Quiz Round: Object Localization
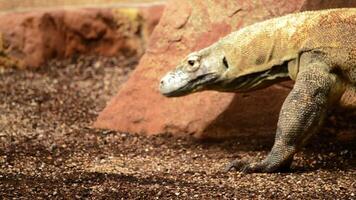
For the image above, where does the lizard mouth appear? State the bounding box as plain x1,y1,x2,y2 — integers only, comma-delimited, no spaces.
160,72,218,97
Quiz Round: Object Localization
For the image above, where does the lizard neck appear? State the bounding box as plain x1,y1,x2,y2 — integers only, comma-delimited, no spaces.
213,62,291,92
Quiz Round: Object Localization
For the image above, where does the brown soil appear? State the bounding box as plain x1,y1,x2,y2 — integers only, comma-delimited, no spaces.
0,55,355,199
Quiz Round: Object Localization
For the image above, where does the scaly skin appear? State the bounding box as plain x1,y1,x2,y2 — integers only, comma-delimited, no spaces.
159,8,356,173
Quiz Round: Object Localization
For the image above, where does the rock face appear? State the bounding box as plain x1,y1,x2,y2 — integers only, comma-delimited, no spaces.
94,0,356,139
0,5,164,68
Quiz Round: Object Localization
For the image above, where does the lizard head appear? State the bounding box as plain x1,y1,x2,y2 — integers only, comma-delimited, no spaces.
159,50,229,97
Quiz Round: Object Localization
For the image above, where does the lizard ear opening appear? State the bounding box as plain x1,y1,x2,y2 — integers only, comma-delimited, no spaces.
223,57,229,69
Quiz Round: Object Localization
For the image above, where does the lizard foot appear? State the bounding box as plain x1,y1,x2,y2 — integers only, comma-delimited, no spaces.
224,158,292,173
224,159,268,173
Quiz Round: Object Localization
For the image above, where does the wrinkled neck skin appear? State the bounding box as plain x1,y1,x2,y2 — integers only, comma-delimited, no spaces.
211,58,291,93
200,42,291,93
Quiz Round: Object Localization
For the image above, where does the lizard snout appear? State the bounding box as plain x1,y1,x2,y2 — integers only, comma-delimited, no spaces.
159,71,189,97
159,73,175,95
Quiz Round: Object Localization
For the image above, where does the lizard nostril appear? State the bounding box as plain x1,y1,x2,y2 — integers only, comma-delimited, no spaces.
160,80,164,85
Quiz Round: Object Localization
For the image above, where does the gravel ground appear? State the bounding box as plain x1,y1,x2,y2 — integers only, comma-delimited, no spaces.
0,55,355,199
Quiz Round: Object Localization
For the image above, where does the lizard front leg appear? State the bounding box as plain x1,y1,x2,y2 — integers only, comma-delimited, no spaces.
225,57,343,173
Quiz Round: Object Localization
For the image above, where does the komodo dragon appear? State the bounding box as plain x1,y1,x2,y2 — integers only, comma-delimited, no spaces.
159,8,356,173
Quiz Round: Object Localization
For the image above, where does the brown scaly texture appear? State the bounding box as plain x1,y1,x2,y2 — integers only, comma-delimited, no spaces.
161,8,355,172
211,9,356,82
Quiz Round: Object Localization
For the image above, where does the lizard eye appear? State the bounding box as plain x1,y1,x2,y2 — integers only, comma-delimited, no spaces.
186,59,199,72
186,54,200,72
188,60,195,66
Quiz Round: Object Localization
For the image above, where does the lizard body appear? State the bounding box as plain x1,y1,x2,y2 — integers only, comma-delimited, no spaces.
159,8,356,173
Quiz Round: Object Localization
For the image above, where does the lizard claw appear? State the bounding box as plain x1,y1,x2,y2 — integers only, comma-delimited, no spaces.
223,158,251,173
224,158,268,173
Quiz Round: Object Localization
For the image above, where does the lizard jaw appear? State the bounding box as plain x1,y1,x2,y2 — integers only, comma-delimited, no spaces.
159,71,190,97
159,72,218,97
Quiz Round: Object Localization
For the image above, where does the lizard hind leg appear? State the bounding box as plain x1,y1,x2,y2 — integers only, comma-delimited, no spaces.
225,55,344,173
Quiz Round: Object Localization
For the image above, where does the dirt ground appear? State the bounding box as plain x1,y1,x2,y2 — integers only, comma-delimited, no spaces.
0,55,355,199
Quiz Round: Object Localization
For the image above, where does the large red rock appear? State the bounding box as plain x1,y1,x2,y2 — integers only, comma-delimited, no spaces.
139,5,165,43
95,0,356,139
0,5,165,68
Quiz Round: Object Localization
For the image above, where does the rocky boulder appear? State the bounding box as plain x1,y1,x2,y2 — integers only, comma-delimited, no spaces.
94,0,356,139
0,5,164,68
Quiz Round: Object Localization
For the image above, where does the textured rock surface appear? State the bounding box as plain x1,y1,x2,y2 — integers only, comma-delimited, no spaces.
0,0,166,12
0,5,165,68
95,0,356,138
